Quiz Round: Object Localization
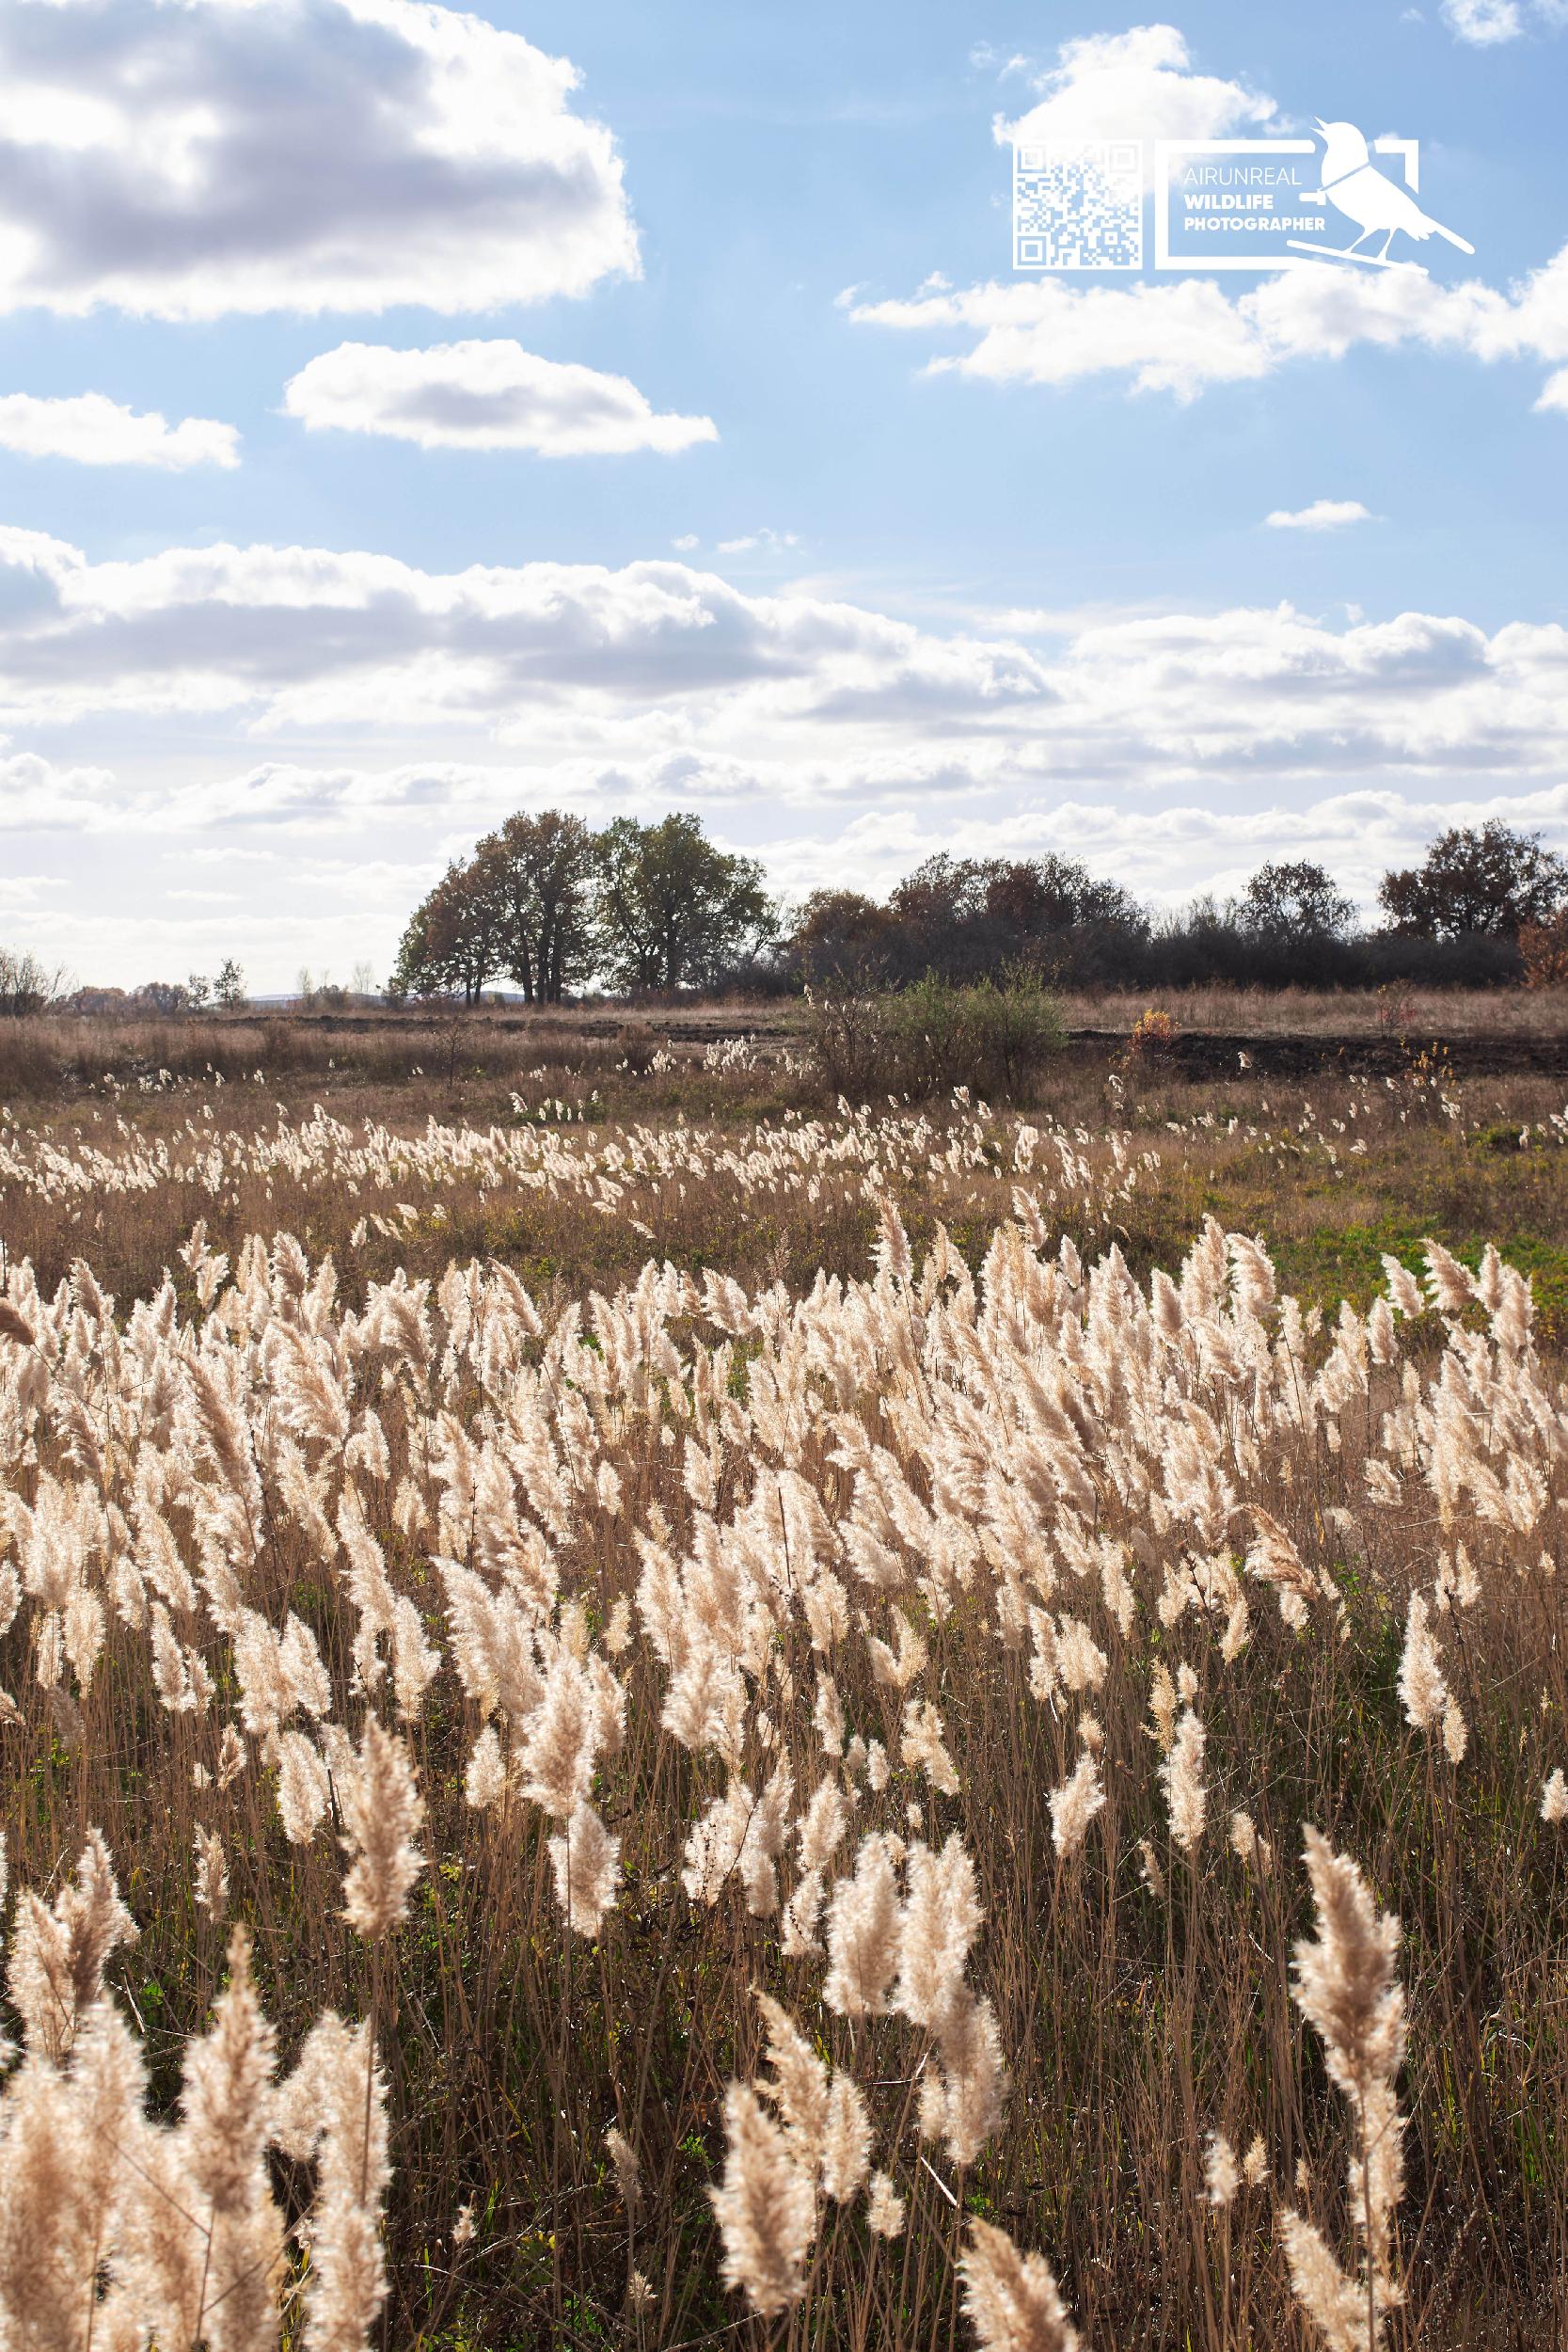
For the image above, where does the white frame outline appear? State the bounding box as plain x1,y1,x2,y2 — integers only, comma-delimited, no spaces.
1153,135,1420,272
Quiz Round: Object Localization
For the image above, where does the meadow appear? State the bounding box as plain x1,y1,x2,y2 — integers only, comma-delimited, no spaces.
3,1009,1568,2350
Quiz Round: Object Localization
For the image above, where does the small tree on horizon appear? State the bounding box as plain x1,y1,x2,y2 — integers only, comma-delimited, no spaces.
0,947,70,1017
135,979,191,1016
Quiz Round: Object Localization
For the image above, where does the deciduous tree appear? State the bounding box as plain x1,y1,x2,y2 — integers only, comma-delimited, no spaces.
592,814,775,993
1236,860,1355,943
476,811,596,1003
0,947,68,1017
390,858,508,1004
1379,823,1568,939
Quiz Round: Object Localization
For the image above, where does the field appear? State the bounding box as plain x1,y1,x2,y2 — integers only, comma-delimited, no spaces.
3,1005,1568,2351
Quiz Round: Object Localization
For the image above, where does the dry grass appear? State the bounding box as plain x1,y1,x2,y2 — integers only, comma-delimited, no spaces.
5,982,1568,1105
3,1057,1568,2348
1047,980,1568,1037
7,1048,1568,1326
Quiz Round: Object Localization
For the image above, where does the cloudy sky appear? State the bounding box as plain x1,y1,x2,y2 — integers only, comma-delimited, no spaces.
4,0,1568,989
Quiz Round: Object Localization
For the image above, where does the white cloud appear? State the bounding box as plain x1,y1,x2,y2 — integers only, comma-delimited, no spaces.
998,24,1275,146
0,746,118,828
716,528,802,554
969,42,1031,79
282,342,717,457
1443,0,1524,39
672,533,701,550
0,526,1048,732
1265,499,1373,531
0,391,238,469
12,537,1568,982
850,244,1568,403
101,763,1568,935
6,529,1568,823
853,275,1270,398
777,780,1568,914
0,0,637,318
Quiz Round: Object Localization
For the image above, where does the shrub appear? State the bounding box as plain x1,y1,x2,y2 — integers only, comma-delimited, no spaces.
805,972,1062,1102
1520,909,1568,989
1126,1006,1178,1062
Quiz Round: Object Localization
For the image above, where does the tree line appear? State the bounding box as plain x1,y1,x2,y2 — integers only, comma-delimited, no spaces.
391,811,1568,1001
7,812,1563,1022
793,824,1568,993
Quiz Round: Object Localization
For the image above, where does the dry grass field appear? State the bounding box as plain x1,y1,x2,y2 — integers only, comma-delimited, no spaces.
3,1008,1568,2351
1048,982,1568,1039
3,980,1568,1105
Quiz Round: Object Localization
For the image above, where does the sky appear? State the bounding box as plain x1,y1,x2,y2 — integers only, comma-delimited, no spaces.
3,0,1568,991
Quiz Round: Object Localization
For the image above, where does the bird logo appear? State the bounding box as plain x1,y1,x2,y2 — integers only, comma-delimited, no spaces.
1289,120,1473,270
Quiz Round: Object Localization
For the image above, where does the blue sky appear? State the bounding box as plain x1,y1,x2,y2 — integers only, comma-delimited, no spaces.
2,0,1567,989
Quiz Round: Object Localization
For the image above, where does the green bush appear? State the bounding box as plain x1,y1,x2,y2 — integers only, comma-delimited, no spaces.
805,970,1063,1102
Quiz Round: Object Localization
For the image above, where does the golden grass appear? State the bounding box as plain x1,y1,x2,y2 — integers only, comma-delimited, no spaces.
2,1060,1568,2348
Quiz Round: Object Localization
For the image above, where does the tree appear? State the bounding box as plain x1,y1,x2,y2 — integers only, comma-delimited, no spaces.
1234,860,1354,943
134,980,191,1016
214,959,246,1009
1378,823,1568,940
1520,909,1568,989
976,855,1147,940
0,948,69,1017
476,811,596,1003
888,854,989,933
592,814,775,993
790,889,895,985
186,972,212,1010
62,985,131,1018
390,857,509,1005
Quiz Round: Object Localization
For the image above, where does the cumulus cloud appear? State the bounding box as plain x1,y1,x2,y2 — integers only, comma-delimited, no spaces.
850,244,1568,404
5,528,1568,826
1443,0,1524,38
116,762,1568,931
1265,499,1373,530
0,746,118,828
0,0,637,318
0,526,1053,731
158,759,515,830
281,342,716,456
0,392,238,469
14,542,1568,983
0,529,1053,739
997,23,1275,145
774,780,1568,913
852,275,1268,397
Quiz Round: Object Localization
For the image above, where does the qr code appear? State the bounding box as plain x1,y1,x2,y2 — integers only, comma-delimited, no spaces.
1013,139,1143,270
